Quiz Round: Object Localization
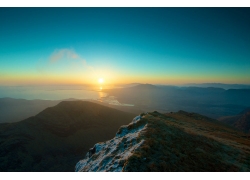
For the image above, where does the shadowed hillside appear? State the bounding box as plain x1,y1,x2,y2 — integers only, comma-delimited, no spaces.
219,108,250,133
0,101,135,172
76,111,250,172
0,98,61,123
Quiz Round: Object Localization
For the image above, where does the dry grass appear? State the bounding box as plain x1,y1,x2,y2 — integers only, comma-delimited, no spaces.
123,111,250,172
167,111,250,152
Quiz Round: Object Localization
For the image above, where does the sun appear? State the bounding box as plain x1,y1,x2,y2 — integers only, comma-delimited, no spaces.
98,78,104,84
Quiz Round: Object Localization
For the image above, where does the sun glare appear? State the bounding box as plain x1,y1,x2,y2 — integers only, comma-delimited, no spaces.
98,78,104,84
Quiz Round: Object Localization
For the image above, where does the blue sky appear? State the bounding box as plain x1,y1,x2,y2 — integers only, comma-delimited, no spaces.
0,8,250,85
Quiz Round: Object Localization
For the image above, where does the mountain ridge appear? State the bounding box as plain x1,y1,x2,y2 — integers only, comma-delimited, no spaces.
0,98,61,123
76,111,250,172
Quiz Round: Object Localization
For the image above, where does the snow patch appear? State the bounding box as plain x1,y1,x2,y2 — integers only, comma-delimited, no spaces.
132,115,141,123
75,116,147,172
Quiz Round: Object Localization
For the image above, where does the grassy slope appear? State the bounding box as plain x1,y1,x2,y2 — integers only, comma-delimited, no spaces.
123,111,250,172
0,101,135,172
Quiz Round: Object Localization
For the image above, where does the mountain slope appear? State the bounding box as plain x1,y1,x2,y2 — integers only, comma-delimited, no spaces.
76,111,250,172
219,108,250,133
0,98,61,123
0,101,135,172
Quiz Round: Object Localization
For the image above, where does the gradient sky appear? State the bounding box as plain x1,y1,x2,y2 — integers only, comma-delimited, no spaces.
0,8,250,85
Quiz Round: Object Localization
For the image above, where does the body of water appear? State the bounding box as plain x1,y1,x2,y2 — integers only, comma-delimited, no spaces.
98,96,134,106
0,85,107,100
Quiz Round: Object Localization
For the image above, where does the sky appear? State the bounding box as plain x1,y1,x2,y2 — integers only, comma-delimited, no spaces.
0,8,250,86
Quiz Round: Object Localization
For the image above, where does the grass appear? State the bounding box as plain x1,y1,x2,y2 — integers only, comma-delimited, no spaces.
123,111,250,172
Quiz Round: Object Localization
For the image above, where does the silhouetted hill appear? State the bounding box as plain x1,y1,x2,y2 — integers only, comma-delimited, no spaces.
0,101,135,171
219,108,250,133
0,98,61,123
0,97,142,124
76,111,250,172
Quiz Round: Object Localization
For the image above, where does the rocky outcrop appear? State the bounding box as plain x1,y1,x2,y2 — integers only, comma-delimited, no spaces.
75,115,147,172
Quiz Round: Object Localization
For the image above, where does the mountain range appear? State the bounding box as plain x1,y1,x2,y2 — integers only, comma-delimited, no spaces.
104,84,250,119
183,83,250,90
1,84,250,124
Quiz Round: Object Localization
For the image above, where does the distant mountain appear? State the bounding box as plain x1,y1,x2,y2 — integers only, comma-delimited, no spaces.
184,83,250,90
224,89,250,102
116,83,141,88
76,111,250,172
219,108,250,133
0,97,142,124
104,85,250,119
182,86,225,93
0,98,61,123
129,83,158,89
0,101,135,171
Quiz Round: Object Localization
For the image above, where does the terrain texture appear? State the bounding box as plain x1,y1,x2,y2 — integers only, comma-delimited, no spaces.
0,101,135,171
76,111,250,172
219,108,250,133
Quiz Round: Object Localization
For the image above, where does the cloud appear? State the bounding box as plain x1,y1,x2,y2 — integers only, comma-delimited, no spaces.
36,48,99,83
49,48,89,68
49,49,79,63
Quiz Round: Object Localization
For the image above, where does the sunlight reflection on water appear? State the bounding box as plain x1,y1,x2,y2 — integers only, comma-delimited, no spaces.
0,85,134,106
99,96,134,106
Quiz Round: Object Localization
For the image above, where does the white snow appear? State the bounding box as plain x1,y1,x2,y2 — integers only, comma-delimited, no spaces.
75,115,147,172
132,115,141,123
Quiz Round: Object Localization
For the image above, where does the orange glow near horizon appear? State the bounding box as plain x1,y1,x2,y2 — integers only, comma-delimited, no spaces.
0,71,250,86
